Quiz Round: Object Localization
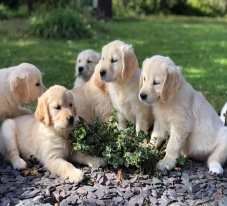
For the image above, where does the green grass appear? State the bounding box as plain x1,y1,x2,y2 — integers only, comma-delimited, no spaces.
0,15,227,111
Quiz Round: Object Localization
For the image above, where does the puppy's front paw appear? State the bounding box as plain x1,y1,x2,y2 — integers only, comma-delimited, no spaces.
68,168,84,183
12,158,27,170
87,157,107,168
156,157,176,172
118,124,126,131
208,162,223,176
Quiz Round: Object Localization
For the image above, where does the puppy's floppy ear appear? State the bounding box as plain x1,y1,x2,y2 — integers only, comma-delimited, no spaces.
160,65,181,102
10,76,30,103
35,95,50,127
93,62,108,92
121,45,139,81
139,69,143,91
139,58,148,90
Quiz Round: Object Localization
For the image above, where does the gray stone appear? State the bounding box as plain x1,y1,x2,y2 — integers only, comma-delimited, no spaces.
0,186,7,194
168,189,179,200
15,175,26,182
152,177,162,185
87,192,97,199
171,203,181,206
124,189,134,200
1,177,9,183
113,196,124,204
18,190,39,199
128,194,144,205
169,171,181,177
97,199,105,205
223,189,227,195
122,180,130,188
191,184,201,193
11,170,21,177
218,197,227,206
66,196,78,204
76,187,88,195
33,195,43,203
83,185,96,192
130,175,138,183
95,189,105,199
105,173,115,180
149,196,158,204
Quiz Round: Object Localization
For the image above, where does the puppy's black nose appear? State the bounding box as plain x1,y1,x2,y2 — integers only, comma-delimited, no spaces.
140,93,147,100
100,70,106,76
78,66,84,72
67,116,74,124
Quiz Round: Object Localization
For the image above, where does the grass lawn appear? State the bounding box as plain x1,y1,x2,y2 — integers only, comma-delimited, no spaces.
0,15,227,111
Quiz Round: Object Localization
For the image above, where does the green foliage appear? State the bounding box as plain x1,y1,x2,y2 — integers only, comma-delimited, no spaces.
69,110,159,171
28,6,91,39
187,0,227,17
176,157,186,166
112,0,227,17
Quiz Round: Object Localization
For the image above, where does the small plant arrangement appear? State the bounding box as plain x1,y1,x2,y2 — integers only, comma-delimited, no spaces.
69,110,160,173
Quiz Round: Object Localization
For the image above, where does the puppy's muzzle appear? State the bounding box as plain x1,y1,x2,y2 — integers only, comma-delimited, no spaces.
67,115,74,125
140,93,148,100
100,69,106,77
78,66,84,74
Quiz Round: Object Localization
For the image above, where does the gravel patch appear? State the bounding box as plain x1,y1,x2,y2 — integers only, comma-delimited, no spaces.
0,154,227,206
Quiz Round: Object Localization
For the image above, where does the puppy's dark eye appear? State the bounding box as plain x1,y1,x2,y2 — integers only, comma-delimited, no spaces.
153,80,160,85
69,103,72,107
55,105,61,110
111,58,117,63
144,77,145,81
78,60,81,63
35,83,40,86
87,60,92,63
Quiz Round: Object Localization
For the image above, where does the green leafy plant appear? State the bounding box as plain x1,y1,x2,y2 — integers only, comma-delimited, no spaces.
29,6,91,39
69,110,159,172
176,157,186,166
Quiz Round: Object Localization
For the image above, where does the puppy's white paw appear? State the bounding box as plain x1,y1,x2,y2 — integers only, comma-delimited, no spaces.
208,162,223,176
12,158,27,170
87,157,107,168
118,124,126,131
68,168,84,183
156,157,176,172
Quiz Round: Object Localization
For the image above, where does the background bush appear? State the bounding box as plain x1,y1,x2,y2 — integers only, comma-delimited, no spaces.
112,0,227,17
29,6,91,39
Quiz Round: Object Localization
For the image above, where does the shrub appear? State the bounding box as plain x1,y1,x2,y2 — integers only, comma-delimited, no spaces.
69,110,159,173
29,6,91,39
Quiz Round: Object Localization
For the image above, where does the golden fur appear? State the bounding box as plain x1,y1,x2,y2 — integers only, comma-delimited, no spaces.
139,55,227,175
71,61,113,123
0,85,106,183
99,40,154,134
0,63,46,120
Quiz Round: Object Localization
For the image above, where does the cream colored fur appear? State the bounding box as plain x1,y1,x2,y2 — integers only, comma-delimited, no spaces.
71,61,113,123
0,63,46,120
0,85,106,183
74,49,100,88
139,55,227,175
99,40,154,134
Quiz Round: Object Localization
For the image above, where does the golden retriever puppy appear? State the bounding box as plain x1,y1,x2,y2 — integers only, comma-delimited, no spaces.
0,85,106,183
99,40,154,135
0,63,46,120
72,61,113,123
74,49,100,88
139,55,227,175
